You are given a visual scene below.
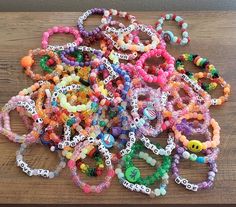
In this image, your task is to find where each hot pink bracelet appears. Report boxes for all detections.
[135,48,175,86]
[41,26,83,50]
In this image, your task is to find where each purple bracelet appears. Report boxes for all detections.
[172,150,218,192]
[77,8,106,38]
[60,46,103,67]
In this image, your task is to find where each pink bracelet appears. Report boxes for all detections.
[0,95,43,144]
[41,26,83,50]
[135,48,175,86]
[68,138,115,193]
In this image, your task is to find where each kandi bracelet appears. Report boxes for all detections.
[41,26,83,50]
[16,143,66,178]
[155,13,190,45]
[172,150,217,191]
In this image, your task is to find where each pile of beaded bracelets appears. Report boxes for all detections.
[155,13,190,45]
[16,142,66,178]
[68,138,115,193]
[41,26,83,50]
[116,141,171,197]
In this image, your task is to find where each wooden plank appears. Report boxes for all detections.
[0,12,235,204]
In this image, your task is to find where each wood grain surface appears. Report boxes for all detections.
[0,12,235,204]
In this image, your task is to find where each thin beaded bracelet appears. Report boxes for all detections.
[67,138,115,193]
[41,26,83,50]
[0,95,43,144]
[16,143,66,178]
[172,151,217,191]
[173,115,220,153]
[135,48,175,86]
[193,72,231,106]
[77,8,106,37]
[117,24,160,52]
[60,45,103,67]
[21,49,61,81]
[155,13,190,45]
[101,9,137,34]
[116,142,171,197]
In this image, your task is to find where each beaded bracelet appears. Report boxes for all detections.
[175,53,220,91]
[172,151,217,191]
[16,143,66,178]
[117,24,160,52]
[193,72,231,106]
[173,115,220,153]
[116,141,171,197]
[60,46,103,67]
[129,87,165,137]
[135,48,175,86]
[162,75,199,121]
[101,9,137,34]
[41,26,83,50]
[77,8,106,38]
[155,13,190,45]
[139,132,175,156]
[68,138,115,193]
[21,49,62,81]
[176,145,219,164]
[0,95,43,144]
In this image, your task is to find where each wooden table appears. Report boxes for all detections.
[0,12,235,204]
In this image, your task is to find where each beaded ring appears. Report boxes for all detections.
[172,151,217,191]
[77,8,106,38]
[135,48,175,86]
[68,138,115,193]
[16,143,66,178]
[155,13,190,45]
[21,49,62,81]
[41,26,83,50]
[0,95,43,144]
[173,115,220,153]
